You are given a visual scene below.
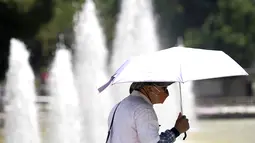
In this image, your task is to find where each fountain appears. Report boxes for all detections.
[2,0,198,142]
[110,0,159,104]
[45,43,82,143]
[4,38,41,143]
[73,0,111,142]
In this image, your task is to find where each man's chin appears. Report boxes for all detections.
[154,102,164,105]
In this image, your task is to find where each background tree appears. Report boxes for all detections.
[1,0,255,83]
[184,0,255,67]
[0,0,54,81]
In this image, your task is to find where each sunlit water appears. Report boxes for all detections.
[3,0,198,143]
[45,47,82,143]
[73,0,111,142]
[4,38,41,143]
[110,0,159,104]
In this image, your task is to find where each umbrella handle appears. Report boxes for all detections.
[179,83,187,140]
[183,132,187,140]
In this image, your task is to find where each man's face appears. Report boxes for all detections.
[157,86,169,103]
[148,85,169,104]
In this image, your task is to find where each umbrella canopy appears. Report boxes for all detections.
[99,46,248,93]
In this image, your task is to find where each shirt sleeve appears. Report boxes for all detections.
[134,106,177,143]
[158,129,176,143]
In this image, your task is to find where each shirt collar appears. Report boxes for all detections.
[131,90,152,105]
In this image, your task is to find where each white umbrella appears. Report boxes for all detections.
[98,46,248,139]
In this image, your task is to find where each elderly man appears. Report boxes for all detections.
[106,82,190,143]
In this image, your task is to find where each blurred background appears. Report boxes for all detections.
[0,0,255,143]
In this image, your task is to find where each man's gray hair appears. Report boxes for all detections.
[129,82,173,94]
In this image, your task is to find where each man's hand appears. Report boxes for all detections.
[174,112,190,134]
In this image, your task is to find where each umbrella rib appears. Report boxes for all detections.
[179,62,184,82]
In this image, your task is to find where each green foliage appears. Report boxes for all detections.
[36,0,118,53]
[184,0,255,67]
[37,0,85,55]
[153,0,182,47]
[2,0,255,74]
[95,0,119,45]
